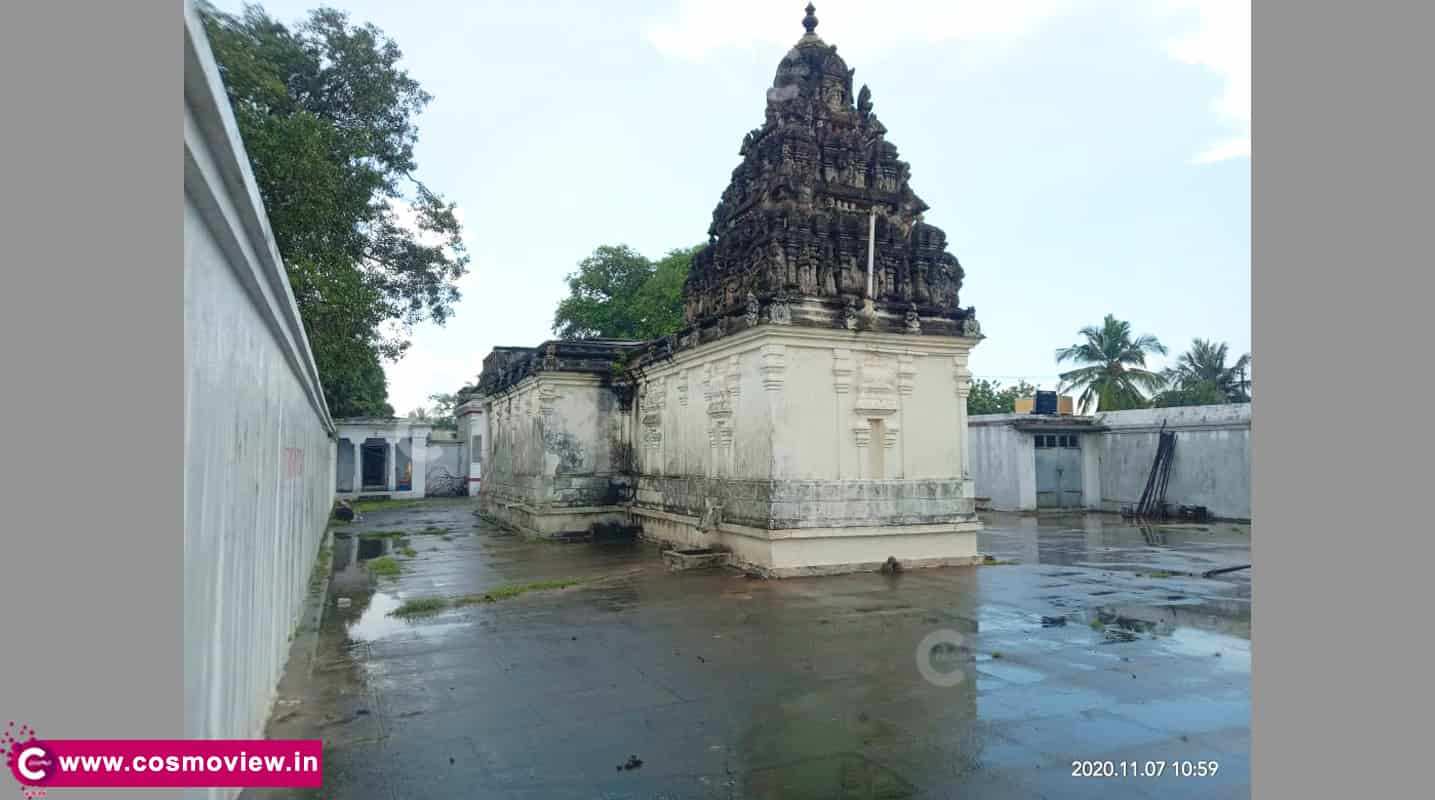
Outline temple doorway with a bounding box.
[361,439,388,490]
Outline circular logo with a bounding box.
[915,629,967,687]
[11,741,57,786]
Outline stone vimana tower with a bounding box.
[468,4,984,575]
[683,3,978,337]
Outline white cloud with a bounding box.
[386,197,467,250]
[1192,134,1250,164]
[1163,0,1250,164]
[646,0,1075,62]
[375,198,478,413]
[383,345,477,418]
[649,1,1251,166]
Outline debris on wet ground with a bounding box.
[1203,563,1252,578]
[246,501,1251,800]
[331,499,355,522]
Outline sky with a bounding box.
[215,0,1251,414]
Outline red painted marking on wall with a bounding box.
[283,448,304,479]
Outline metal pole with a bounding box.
[866,207,876,297]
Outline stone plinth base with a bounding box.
[479,497,629,539]
[631,505,981,577]
[661,547,731,571]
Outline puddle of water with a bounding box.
[347,592,414,642]
[745,753,915,799]
[356,538,386,560]
[1159,626,1251,671]
[332,535,354,571]
[977,660,1048,685]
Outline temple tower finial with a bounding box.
[803,3,818,35]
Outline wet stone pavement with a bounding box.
[248,499,1251,800]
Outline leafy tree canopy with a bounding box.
[200,3,467,417]
[1151,381,1228,408]
[1159,338,1252,405]
[426,392,459,430]
[1055,314,1168,412]
[967,379,1038,416]
[552,244,703,340]
[320,340,394,417]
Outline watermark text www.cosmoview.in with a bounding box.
[5,726,322,794]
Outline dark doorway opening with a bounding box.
[1035,433,1083,508]
[361,439,388,489]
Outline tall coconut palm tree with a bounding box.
[1161,338,1252,403]
[1056,314,1168,412]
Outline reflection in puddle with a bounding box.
[1089,608,1173,644]
[1161,626,1252,670]
[1083,605,1251,663]
[347,592,412,642]
[332,534,354,571]
[746,753,915,799]
[977,659,1046,685]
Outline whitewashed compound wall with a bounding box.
[426,440,466,496]
[968,418,1035,511]
[1093,404,1251,520]
[183,5,335,794]
[969,404,1251,520]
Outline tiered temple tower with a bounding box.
[682,3,977,338]
[468,5,984,575]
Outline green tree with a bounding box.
[427,392,459,430]
[552,244,702,340]
[967,379,1038,415]
[321,342,394,417]
[1151,383,1227,408]
[199,3,468,417]
[1157,338,1252,404]
[1055,314,1168,412]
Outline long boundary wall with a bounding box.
[183,6,336,795]
[1093,405,1251,520]
[970,404,1251,521]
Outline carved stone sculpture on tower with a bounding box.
[680,4,977,338]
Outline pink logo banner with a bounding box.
[6,739,322,790]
